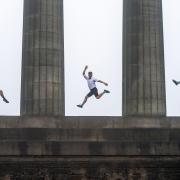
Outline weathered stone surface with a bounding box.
[0,116,180,128]
[0,141,180,156]
[0,116,179,156]
[0,157,179,180]
[122,0,166,116]
[21,0,64,116]
[0,128,175,142]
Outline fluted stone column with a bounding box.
[122,0,166,116]
[21,0,64,116]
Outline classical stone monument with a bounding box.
[0,0,180,179]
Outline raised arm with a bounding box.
[97,80,108,86]
[83,65,88,75]
[83,65,88,79]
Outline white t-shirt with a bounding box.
[84,75,98,90]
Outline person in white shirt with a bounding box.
[0,89,9,103]
[77,65,110,108]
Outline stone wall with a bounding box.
[0,116,179,179]
[0,157,179,180]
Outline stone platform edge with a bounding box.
[0,116,179,128]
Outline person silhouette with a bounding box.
[0,90,9,103]
[77,65,110,108]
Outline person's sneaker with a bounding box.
[172,79,178,85]
[104,90,110,93]
[3,98,9,103]
[77,105,83,108]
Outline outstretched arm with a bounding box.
[97,80,108,86]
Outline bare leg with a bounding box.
[0,90,9,103]
[81,96,88,106]
[96,89,110,99]
[0,90,5,98]
[96,91,105,99]
[77,96,89,108]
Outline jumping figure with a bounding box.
[77,65,110,108]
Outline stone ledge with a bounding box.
[0,156,179,166]
[0,141,179,156]
[0,116,179,156]
[0,128,179,142]
[0,116,179,128]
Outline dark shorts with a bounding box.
[87,87,98,97]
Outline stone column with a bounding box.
[122,0,166,116]
[21,0,64,116]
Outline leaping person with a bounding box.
[0,90,9,103]
[77,65,110,108]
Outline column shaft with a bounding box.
[122,0,166,116]
[21,0,64,116]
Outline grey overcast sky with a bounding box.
[0,0,179,116]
